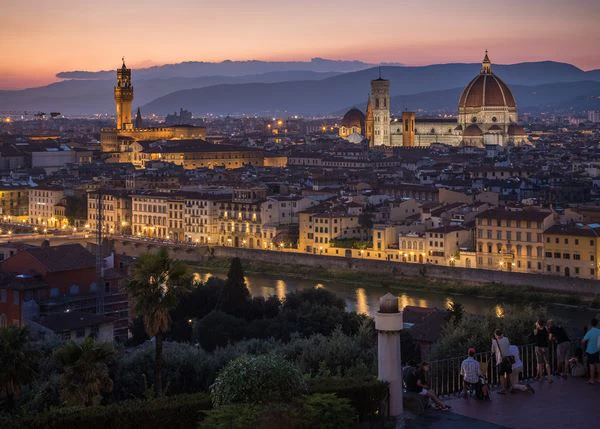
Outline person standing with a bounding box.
[581,318,600,384]
[548,319,570,379]
[533,319,552,383]
[509,344,535,394]
[491,329,511,394]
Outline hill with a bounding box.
[2,61,599,115]
[143,63,600,115]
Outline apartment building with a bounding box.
[217,188,266,248]
[0,187,29,220]
[131,193,171,239]
[543,223,600,279]
[298,206,367,254]
[183,193,228,244]
[29,186,66,228]
[476,208,555,273]
[425,226,473,266]
[87,190,132,235]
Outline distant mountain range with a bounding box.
[143,62,600,115]
[1,59,599,115]
[55,58,384,80]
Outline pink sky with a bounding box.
[1,0,598,89]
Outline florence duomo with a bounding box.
[341,51,528,147]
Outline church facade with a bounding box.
[100,60,206,153]
[360,52,528,148]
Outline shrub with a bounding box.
[19,392,211,429]
[211,355,306,407]
[114,342,216,400]
[308,376,388,421]
[198,394,356,429]
[430,305,551,360]
[303,393,356,429]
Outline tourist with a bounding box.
[414,362,450,411]
[402,360,418,391]
[547,319,570,378]
[533,319,552,383]
[460,348,481,398]
[508,344,535,394]
[491,329,511,394]
[581,318,600,384]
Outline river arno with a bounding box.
[194,270,599,335]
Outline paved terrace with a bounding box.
[406,377,598,429]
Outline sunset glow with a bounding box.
[1,0,599,89]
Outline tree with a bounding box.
[211,354,306,407]
[446,301,464,326]
[219,258,250,318]
[126,247,192,396]
[0,326,38,411]
[54,337,115,406]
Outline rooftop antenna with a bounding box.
[378,66,382,79]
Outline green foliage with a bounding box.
[126,247,193,396]
[303,393,356,429]
[54,337,116,407]
[276,326,376,377]
[16,392,211,429]
[430,305,550,360]
[126,247,193,338]
[0,326,39,411]
[193,287,366,350]
[446,301,464,326]
[114,341,215,400]
[198,394,356,429]
[308,376,388,421]
[211,355,306,407]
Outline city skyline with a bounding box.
[1,0,599,89]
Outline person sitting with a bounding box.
[413,362,450,411]
[460,348,481,398]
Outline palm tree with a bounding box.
[55,337,115,406]
[0,326,37,411]
[126,247,192,396]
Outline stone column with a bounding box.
[376,293,404,420]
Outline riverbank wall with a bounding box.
[112,239,599,295]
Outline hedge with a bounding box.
[308,376,388,421]
[16,392,212,429]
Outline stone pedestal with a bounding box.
[376,293,404,419]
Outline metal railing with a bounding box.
[429,340,580,397]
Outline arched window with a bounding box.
[69,285,79,296]
[89,282,97,293]
[50,288,60,298]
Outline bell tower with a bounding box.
[369,68,390,147]
[114,58,134,130]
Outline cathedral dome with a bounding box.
[341,108,365,130]
[458,52,516,110]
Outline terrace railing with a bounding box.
[428,340,580,397]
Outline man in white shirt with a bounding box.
[509,344,535,394]
[460,348,481,398]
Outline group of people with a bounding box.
[404,317,600,412]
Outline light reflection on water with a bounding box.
[195,270,597,328]
[355,288,369,316]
